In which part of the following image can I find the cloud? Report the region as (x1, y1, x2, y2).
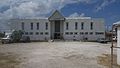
(0, 0, 116, 30)
(69, 12, 85, 17)
(0, 0, 98, 19)
(95, 0, 116, 12)
(80, 13, 85, 17)
(0, 0, 116, 19)
(69, 13, 80, 17)
(0, 0, 92, 30)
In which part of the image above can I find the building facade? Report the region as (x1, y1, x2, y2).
(10, 10, 105, 41)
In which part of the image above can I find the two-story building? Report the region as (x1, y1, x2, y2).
(10, 10, 105, 41)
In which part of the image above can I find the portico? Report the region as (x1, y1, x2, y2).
(48, 10, 65, 39)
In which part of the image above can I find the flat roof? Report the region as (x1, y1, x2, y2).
(113, 21, 120, 27)
(10, 17, 104, 20)
(113, 21, 120, 25)
(66, 17, 91, 19)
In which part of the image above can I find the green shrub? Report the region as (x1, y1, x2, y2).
(11, 30, 23, 42)
(0, 33, 5, 38)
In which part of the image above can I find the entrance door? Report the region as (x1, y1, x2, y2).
(54, 20, 60, 39)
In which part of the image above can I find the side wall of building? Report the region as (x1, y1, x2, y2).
(117, 27, 120, 65)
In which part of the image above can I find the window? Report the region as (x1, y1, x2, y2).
(46, 22, 48, 30)
(30, 32, 33, 35)
(31, 23, 33, 30)
(85, 32, 88, 35)
(70, 32, 73, 35)
(80, 32, 84, 35)
(45, 32, 49, 35)
(25, 32, 28, 35)
(81, 22, 84, 30)
(21, 22, 24, 30)
(40, 32, 43, 35)
(89, 32, 93, 35)
(66, 22, 69, 30)
(22, 32, 24, 35)
(65, 32, 69, 35)
(96, 32, 104, 35)
(36, 32, 39, 35)
(36, 23, 39, 30)
(90, 22, 93, 30)
(74, 32, 78, 35)
(75, 22, 78, 30)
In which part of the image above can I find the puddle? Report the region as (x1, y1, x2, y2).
(97, 54, 120, 68)
(0, 53, 21, 68)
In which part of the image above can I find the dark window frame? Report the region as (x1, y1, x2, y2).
(65, 32, 69, 35)
(75, 22, 78, 30)
(45, 32, 49, 35)
(30, 32, 33, 35)
(81, 22, 84, 30)
(21, 22, 24, 30)
(89, 32, 93, 35)
(25, 32, 28, 35)
(80, 32, 84, 35)
(31, 23, 33, 30)
(40, 32, 43, 35)
(95, 32, 104, 35)
(36, 22, 39, 30)
(66, 22, 69, 30)
(36, 32, 39, 35)
(70, 32, 73, 35)
(74, 32, 78, 35)
(85, 32, 88, 35)
(90, 22, 93, 30)
(45, 22, 48, 30)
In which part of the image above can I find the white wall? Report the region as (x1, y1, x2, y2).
(10, 18, 105, 41)
(11, 19, 51, 41)
(117, 27, 120, 65)
(63, 18, 105, 41)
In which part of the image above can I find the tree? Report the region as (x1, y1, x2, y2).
(0, 32, 5, 38)
(11, 30, 23, 42)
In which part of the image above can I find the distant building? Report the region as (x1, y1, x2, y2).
(113, 21, 120, 65)
(105, 30, 117, 41)
(10, 10, 105, 41)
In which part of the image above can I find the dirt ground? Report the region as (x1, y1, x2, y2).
(0, 41, 119, 68)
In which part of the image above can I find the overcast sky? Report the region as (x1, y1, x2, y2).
(0, 0, 120, 29)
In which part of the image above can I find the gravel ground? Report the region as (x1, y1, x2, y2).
(0, 41, 118, 68)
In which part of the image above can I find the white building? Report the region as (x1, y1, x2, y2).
(10, 10, 105, 41)
(113, 21, 120, 65)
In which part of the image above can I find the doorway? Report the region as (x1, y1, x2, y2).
(54, 20, 61, 39)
